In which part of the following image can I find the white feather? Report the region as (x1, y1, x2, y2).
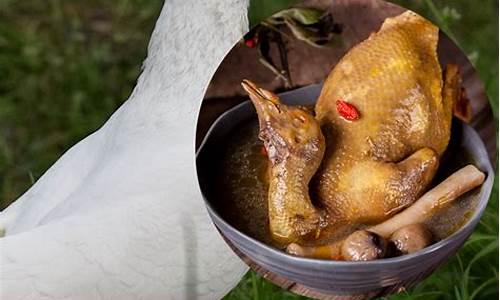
(0, 0, 250, 299)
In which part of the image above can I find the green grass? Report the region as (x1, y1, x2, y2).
(0, 0, 163, 209)
(0, 0, 497, 299)
(248, 0, 298, 27)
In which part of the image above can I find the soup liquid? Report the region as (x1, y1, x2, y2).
(211, 120, 479, 250)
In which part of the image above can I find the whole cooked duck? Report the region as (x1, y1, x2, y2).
(241, 11, 461, 246)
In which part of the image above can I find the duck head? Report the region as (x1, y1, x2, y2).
(241, 80, 325, 166)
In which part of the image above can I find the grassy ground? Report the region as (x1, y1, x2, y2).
(0, 0, 497, 299)
(0, 0, 163, 209)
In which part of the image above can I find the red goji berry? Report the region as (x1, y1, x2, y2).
(331, 254, 344, 261)
(336, 99, 360, 121)
(244, 36, 258, 48)
(245, 39, 255, 48)
(260, 146, 267, 156)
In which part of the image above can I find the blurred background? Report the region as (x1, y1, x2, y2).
(0, 0, 497, 299)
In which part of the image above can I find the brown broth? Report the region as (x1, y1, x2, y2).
(211, 119, 479, 251)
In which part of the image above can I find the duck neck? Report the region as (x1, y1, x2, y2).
(267, 156, 321, 243)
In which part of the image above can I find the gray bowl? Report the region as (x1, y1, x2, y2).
(196, 84, 494, 295)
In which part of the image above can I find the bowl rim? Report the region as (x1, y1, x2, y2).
(196, 87, 495, 268)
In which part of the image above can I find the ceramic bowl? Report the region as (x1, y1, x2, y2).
(196, 84, 494, 294)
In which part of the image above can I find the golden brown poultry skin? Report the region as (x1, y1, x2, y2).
(241, 80, 326, 243)
(242, 11, 457, 246)
(313, 11, 451, 226)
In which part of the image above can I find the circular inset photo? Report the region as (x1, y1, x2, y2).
(196, 0, 496, 298)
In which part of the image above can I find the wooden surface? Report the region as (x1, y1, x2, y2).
(199, 0, 497, 299)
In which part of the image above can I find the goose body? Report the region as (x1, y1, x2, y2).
(0, 1, 249, 299)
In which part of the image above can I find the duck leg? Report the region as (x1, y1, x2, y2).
(288, 147, 439, 258)
(332, 147, 439, 224)
(288, 165, 485, 259)
(241, 80, 326, 244)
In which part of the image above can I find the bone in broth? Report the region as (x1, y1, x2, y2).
(208, 119, 479, 250)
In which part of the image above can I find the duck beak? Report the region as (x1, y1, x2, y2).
(241, 79, 281, 122)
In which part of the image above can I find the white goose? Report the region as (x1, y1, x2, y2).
(0, 0, 250, 299)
